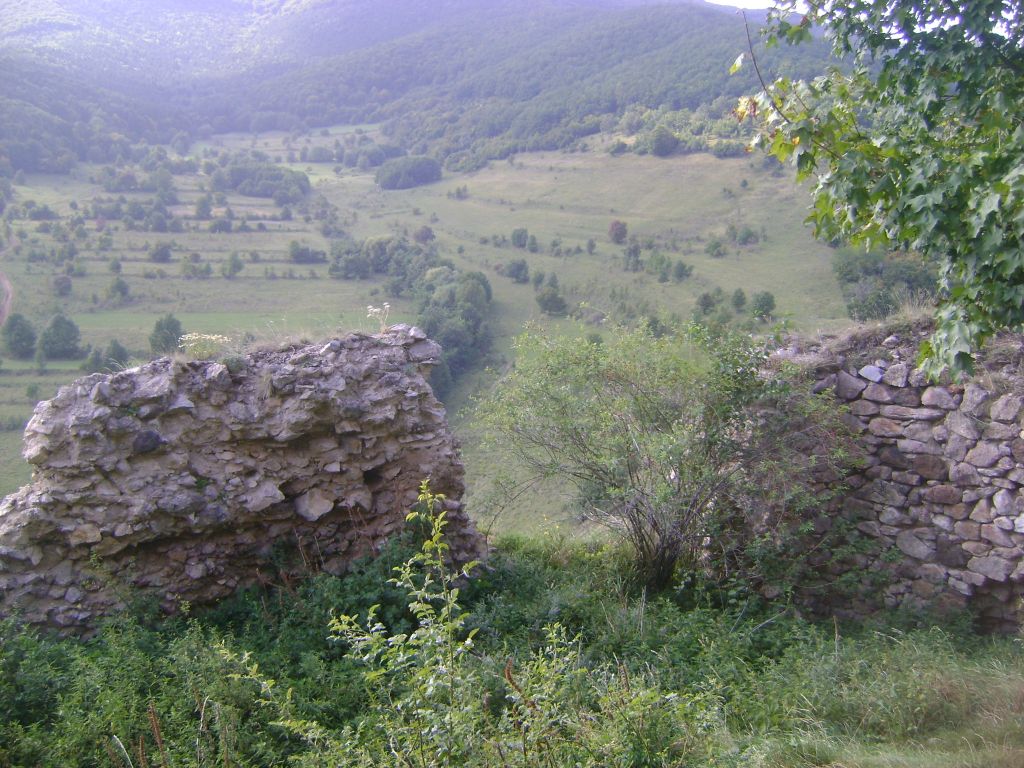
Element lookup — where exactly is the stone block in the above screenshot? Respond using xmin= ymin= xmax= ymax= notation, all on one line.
xmin=904 ymin=421 xmax=936 ymax=441
xmin=954 ymin=520 xmax=981 ymax=540
xmin=961 ymin=384 xmax=991 ymax=418
xmin=967 ymin=554 xmax=1015 ymax=581
xmin=946 ymin=411 xmax=981 ymax=440
xmin=950 ymin=462 xmax=982 ymax=486
xmin=982 ymin=524 xmax=1015 ymax=547
xmin=984 ymin=422 xmax=1019 ymax=441
xmin=859 ymin=364 xmax=886 ymax=383
xmin=1013 ymin=439 xmax=1024 ymax=464
xmin=993 ymin=489 xmax=1016 ymax=515
xmin=869 ymin=417 xmax=904 ymax=437
xmin=966 ymin=441 xmax=1004 ymax=468
xmin=897 ymin=439 xmax=943 ymax=455
xmin=879 ymin=507 xmax=910 ymax=525
xmin=882 ymin=363 xmax=910 ymax=387
xmin=892 ymin=471 xmax=923 ymax=486
xmin=896 ymin=530 xmax=935 ymax=560
xmin=963 ymin=541 xmax=994 ymax=556
xmin=945 ymin=433 xmax=973 ymax=462
xmin=912 ymin=454 xmax=948 ymax=481
xmin=970 ymin=498 xmax=994 ymax=523
xmin=881 ymin=405 xmax=945 ymax=421
xmin=923 ymin=485 xmax=962 ymax=505
xmin=836 ymin=370 xmax=868 ymax=400
xmin=991 ymin=394 xmax=1022 ymax=423
xmin=849 ymin=400 xmax=880 ymax=416
xmin=878 ymin=446 xmax=912 ymax=470
xmin=68 ymin=524 xmax=102 ymax=547
xmin=922 ymin=387 xmax=957 ymax=409
xmin=863 ymin=383 xmax=896 ymax=403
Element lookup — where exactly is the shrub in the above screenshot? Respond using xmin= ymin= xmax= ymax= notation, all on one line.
xmin=3 ymin=313 xmax=36 ymax=358
xmin=751 ymin=291 xmax=776 ymax=320
xmin=504 ymin=258 xmax=530 ymax=283
xmin=479 ymin=325 xmax=849 ymax=590
xmin=535 ymin=286 xmax=568 ymax=316
xmin=149 ymin=313 xmax=183 ymax=354
xmin=608 ymin=219 xmax=628 ymax=244
xmin=148 ymin=242 xmax=174 ymax=263
xmin=38 ymin=315 xmax=81 ymax=359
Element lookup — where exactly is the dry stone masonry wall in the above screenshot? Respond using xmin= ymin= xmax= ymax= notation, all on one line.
xmin=0 ymin=326 xmax=484 ymax=631
xmin=801 ymin=328 xmax=1024 ymax=631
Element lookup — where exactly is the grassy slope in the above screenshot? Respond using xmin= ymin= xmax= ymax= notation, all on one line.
xmin=0 ymin=134 xmax=847 ymax=516
xmin=316 ymin=148 xmax=848 ymax=531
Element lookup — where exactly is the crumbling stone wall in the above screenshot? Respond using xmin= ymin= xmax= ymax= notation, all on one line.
xmin=0 ymin=326 xmax=484 ymax=631
xmin=796 ymin=327 xmax=1024 ymax=630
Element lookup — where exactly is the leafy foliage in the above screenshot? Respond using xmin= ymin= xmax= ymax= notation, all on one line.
xmin=479 ymin=325 xmax=845 ymax=589
xmin=743 ymin=0 xmax=1024 ymax=376
xmin=833 ymin=250 xmax=936 ymax=321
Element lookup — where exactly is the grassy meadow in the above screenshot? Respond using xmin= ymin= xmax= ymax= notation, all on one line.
xmin=0 ymin=130 xmax=848 ymax=513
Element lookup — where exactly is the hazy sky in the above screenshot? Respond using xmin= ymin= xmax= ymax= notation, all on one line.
xmin=705 ymin=0 xmax=776 ymax=8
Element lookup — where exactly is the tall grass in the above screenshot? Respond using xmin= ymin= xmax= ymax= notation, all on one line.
xmin=1 ymin=525 xmax=1022 ymax=767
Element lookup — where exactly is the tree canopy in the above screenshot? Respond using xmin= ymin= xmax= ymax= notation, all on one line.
xmin=741 ymin=0 xmax=1024 ymax=376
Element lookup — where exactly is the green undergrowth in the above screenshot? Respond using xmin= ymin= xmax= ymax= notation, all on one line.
xmin=2 ymin=522 xmax=1023 ymax=767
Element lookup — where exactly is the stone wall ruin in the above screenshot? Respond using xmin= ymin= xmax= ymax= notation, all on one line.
xmin=0 ymin=326 xmax=484 ymax=631
xmin=791 ymin=325 xmax=1024 ymax=631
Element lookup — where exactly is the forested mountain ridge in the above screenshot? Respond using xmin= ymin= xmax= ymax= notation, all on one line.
xmin=0 ymin=0 xmax=831 ymax=173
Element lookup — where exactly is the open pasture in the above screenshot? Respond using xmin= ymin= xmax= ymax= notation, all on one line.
xmin=0 ymin=137 xmax=847 ymax=507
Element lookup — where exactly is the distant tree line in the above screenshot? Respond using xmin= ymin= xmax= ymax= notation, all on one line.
xmin=0 ymin=2 xmax=832 ymax=176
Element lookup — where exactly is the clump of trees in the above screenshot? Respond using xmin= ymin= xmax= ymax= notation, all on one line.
xmin=608 ymin=220 xmax=628 ymax=245
xmin=503 ymin=258 xmax=530 ymax=283
xmin=289 ymin=241 xmax=327 ymax=264
xmin=38 ymin=315 xmax=82 ymax=359
xmin=82 ymin=339 xmax=131 ymax=373
xmin=210 ymin=155 xmax=310 ymax=205
xmin=375 ymin=156 xmax=442 ymax=190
